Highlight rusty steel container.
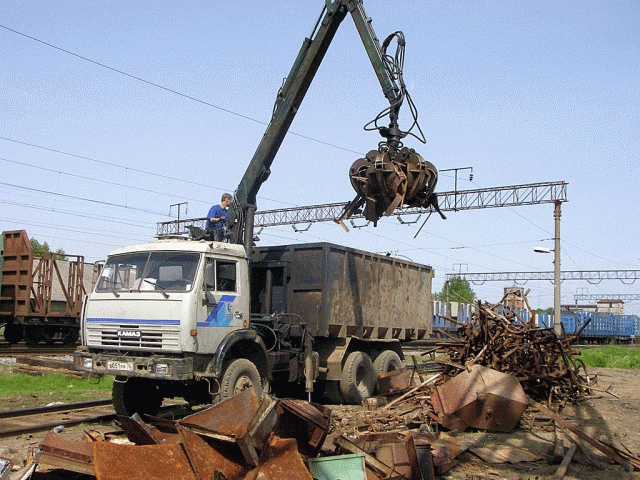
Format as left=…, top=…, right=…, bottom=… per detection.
left=251, top=242, right=433, bottom=340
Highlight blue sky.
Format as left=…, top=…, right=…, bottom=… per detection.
left=1, top=1, right=638, bottom=313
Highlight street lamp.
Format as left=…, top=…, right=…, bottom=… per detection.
left=533, top=201, right=562, bottom=335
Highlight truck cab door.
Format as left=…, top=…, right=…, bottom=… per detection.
left=196, top=257, right=246, bottom=352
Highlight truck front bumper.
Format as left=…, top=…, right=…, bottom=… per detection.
left=74, top=351, right=194, bottom=381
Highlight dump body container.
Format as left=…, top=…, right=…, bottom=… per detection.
left=251, top=243, right=433, bottom=340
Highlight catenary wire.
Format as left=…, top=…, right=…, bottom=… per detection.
left=0, top=182, right=169, bottom=216
left=0, top=24, right=364, bottom=157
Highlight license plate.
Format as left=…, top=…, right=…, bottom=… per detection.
left=107, top=361, right=133, bottom=371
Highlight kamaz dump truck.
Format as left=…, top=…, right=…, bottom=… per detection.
left=75, top=0, right=439, bottom=415
left=74, top=240, right=432, bottom=414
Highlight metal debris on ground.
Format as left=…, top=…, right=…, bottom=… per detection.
left=436, top=300, right=594, bottom=404
left=429, top=365, right=528, bottom=433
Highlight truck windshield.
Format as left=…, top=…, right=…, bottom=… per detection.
left=96, top=251, right=200, bottom=293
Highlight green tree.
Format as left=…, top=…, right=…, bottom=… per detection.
left=536, top=307, right=554, bottom=315
left=30, top=238, right=67, bottom=260
left=435, top=276, right=476, bottom=304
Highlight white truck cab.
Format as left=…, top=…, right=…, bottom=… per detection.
left=75, top=238, right=267, bottom=415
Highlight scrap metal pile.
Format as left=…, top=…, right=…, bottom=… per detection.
left=23, top=389, right=443, bottom=480
left=11, top=357, right=640, bottom=479
left=436, top=300, right=593, bottom=404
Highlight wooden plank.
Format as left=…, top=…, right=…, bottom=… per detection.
left=552, top=444, right=577, bottom=480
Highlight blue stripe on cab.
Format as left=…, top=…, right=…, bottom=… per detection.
left=85, top=318, right=180, bottom=325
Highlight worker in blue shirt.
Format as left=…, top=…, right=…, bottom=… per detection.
left=206, top=193, right=232, bottom=242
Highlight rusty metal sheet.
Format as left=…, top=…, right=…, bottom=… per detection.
left=177, top=425, right=248, bottom=480
left=237, top=393, right=279, bottom=466
left=407, top=435, right=435, bottom=480
left=35, top=431, right=95, bottom=475
left=275, top=399, right=331, bottom=458
left=431, top=365, right=528, bottom=432
left=377, top=368, right=413, bottom=396
left=375, top=441, right=412, bottom=479
left=119, top=413, right=179, bottom=445
left=93, top=442, right=196, bottom=480
left=355, top=432, right=404, bottom=454
left=178, top=388, right=259, bottom=441
left=247, top=436, right=312, bottom=480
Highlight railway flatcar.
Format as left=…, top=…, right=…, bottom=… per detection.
left=0, top=230, right=97, bottom=345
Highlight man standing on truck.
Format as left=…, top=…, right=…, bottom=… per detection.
left=206, top=193, right=232, bottom=242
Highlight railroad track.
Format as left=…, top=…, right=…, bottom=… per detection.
left=0, top=399, right=115, bottom=438
left=0, top=399, right=193, bottom=438
left=0, top=344, right=77, bottom=356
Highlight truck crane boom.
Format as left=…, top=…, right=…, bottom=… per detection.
left=229, top=0, right=440, bottom=257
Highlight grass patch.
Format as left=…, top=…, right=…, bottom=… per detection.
left=577, top=345, right=640, bottom=370
left=0, top=373, right=113, bottom=402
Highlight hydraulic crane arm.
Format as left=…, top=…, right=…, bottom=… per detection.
left=229, top=0, right=439, bottom=257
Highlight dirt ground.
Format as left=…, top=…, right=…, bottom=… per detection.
left=1, top=366, right=640, bottom=479
left=443, top=366, right=640, bottom=479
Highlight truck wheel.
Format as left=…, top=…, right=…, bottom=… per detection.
left=373, top=350, right=403, bottom=377
left=112, top=376, right=162, bottom=417
left=340, top=351, right=375, bottom=404
left=219, top=359, right=262, bottom=402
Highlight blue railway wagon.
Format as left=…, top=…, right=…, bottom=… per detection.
left=577, top=313, right=637, bottom=341
left=498, top=305, right=531, bottom=323
left=432, top=301, right=473, bottom=332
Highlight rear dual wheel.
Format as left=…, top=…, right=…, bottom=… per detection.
left=340, top=351, right=376, bottom=404
left=336, top=350, right=404, bottom=404
left=373, top=350, right=403, bottom=377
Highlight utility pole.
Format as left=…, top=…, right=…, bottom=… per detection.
left=553, top=201, right=562, bottom=335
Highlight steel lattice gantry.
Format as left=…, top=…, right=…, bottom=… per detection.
left=446, top=270, right=640, bottom=283
left=573, top=293, right=640, bottom=302
left=157, top=181, right=568, bottom=236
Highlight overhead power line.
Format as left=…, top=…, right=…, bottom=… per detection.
left=0, top=136, right=225, bottom=192
left=0, top=181, right=169, bottom=216
left=0, top=216, right=149, bottom=243
left=0, top=136, right=294, bottom=207
left=0, top=156, right=211, bottom=204
left=0, top=200, right=156, bottom=228
left=0, top=24, right=363, bottom=156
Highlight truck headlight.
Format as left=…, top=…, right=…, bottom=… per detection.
left=82, top=357, right=93, bottom=369
left=155, top=363, right=170, bottom=375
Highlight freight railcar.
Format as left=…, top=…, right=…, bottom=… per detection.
left=0, top=230, right=97, bottom=344
left=537, top=311, right=640, bottom=343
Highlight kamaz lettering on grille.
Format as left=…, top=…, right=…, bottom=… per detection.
left=117, top=330, right=141, bottom=338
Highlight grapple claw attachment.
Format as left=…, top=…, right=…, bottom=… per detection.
left=347, top=147, right=438, bottom=223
